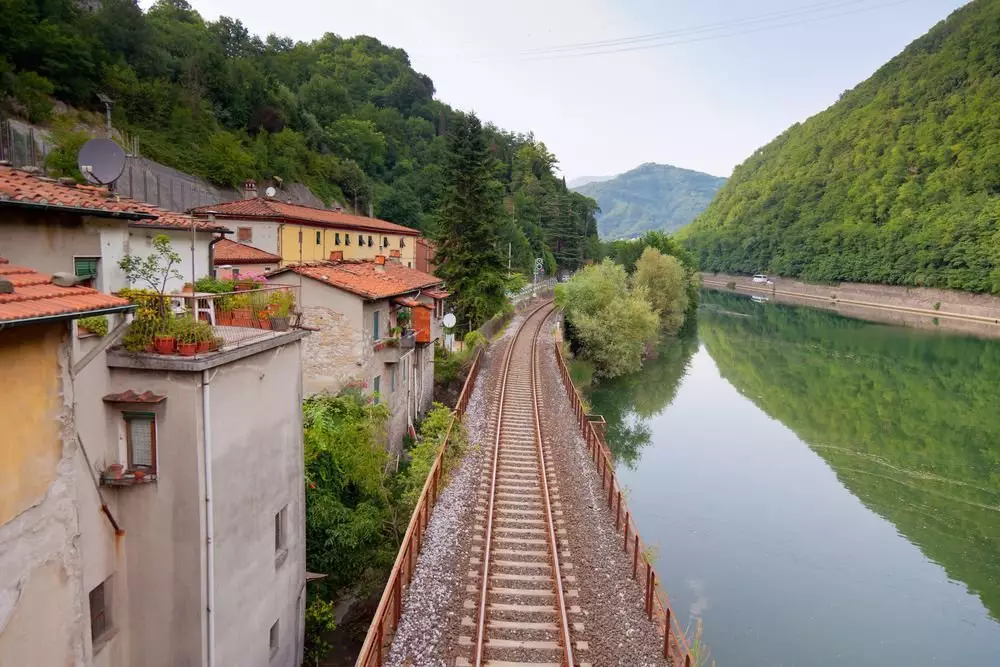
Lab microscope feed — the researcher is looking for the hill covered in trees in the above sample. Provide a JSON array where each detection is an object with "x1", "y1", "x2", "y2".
[
  {"x1": 0, "y1": 0, "x2": 597, "y2": 275},
  {"x1": 574, "y1": 163, "x2": 725, "y2": 238},
  {"x1": 681, "y1": 0, "x2": 1000, "y2": 293}
]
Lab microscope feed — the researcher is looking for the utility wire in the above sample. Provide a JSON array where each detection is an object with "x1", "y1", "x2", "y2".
[
  {"x1": 472, "y1": 0, "x2": 918, "y2": 63},
  {"x1": 510, "y1": 0, "x2": 870, "y2": 56}
]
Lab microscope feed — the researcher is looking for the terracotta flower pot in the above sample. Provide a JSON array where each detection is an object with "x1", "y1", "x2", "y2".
[
  {"x1": 231, "y1": 307, "x2": 253, "y2": 327},
  {"x1": 216, "y1": 312, "x2": 233, "y2": 326},
  {"x1": 178, "y1": 342, "x2": 197, "y2": 356},
  {"x1": 197, "y1": 339, "x2": 211, "y2": 353},
  {"x1": 154, "y1": 335, "x2": 176, "y2": 355}
]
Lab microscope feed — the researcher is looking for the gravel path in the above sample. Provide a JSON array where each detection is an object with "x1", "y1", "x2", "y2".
[{"x1": 386, "y1": 305, "x2": 669, "y2": 666}]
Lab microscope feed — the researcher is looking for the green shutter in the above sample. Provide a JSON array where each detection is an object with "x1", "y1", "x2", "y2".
[{"x1": 74, "y1": 257, "x2": 98, "y2": 278}]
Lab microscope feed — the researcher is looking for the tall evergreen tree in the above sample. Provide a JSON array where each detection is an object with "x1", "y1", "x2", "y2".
[{"x1": 434, "y1": 113, "x2": 508, "y2": 328}]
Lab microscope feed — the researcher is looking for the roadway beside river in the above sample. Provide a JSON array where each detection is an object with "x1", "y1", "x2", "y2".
[{"x1": 702, "y1": 272, "x2": 1000, "y2": 338}]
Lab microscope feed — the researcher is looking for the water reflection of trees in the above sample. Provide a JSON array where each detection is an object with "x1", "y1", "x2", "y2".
[
  {"x1": 586, "y1": 331, "x2": 698, "y2": 467},
  {"x1": 700, "y1": 290, "x2": 1000, "y2": 621}
]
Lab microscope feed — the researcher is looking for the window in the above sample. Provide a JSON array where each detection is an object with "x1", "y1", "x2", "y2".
[
  {"x1": 237, "y1": 227, "x2": 253, "y2": 242},
  {"x1": 407, "y1": 262, "x2": 412, "y2": 268},
  {"x1": 373, "y1": 310, "x2": 380, "y2": 340},
  {"x1": 383, "y1": 236, "x2": 389, "y2": 247},
  {"x1": 74, "y1": 257, "x2": 99, "y2": 287},
  {"x1": 345, "y1": 234, "x2": 351, "y2": 246},
  {"x1": 358, "y1": 234, "x2": 364, "y2": 246},
  {"x1": 390, "y1": 366, "x2": 396, "y2": 393},
  {"x1": 89, "y1": 579, "x2": 112, "y2": 647},
  {"x1": 269, "y1": 619, "x2": 279, "y2": 659},
  {"x1": 315, "y1": 231, "x2": 322, "y2": 245},
  {"x1": 400, "y1": 237, "x2": 406, "y2": 248},
  {"x1": 275, "y1": 505, "x2": 288, "y2": 568},
  {"x1": 335, "y1": 233, "x2": 341, "y2": 246},
  {"x1": 232, "y1": 267, "x2": 241, "y2": 278},
  {"x1": 124, "y1": 413, "x2": 156, "y2": 473},
  {"x1": 373, "y1": 375, "x2": 381, "y2": 403},
  {"x1": 367, "y1": 235, "x2": 373, "y2": 247}
]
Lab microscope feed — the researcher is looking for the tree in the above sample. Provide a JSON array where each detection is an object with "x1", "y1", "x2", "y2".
[
  {"x1": 118, "y1": 233, "x2": 183, "y2": 319},
  {"x1": 633, "y1": 248, "x2": 688, "y2": 333},
  {"x1": 556, "y1": 260, "x2": 659, "y2": 378},
  {"x1": 434, "y1": 113, "x2": 508, "y2": 328}
]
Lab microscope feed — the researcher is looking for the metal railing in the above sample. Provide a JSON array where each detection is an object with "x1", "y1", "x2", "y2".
[
  {"x1": 119, "y1": 285, "x2": 300, "y2": 357},
  {"x1": 355, "y1": 345, "x2": 485, "y2": 667},
  {"x1": 552, "y1": 326, "x2": 694, "y2": 666}
]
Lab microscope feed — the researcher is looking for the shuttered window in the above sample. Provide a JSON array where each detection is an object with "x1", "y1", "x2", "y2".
[
  {"x1": 237, "y1": 227, "x2": 253, "y2": 242},
  {"x1": 74, "y1": 257, "x2": 99, "y2": 278},
  {"x1": 125, "y1": 413, "x2": 156, "y2": 472}
]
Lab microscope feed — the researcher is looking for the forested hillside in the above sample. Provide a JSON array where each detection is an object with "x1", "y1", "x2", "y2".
[
  {"x1": 575, "y1": 163, "x2": 725, "y2": 238},
  {"x1": 0, "y1": 0, "x2": 597, "y2": 274},
  {"x1": 681, "y1": 0, "x2": 1000, "y2": 293}
]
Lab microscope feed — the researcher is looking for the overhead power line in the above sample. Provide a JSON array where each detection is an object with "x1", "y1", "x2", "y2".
[{"x1": 472, "y1": 0, "x2": 918, "y2": 63}]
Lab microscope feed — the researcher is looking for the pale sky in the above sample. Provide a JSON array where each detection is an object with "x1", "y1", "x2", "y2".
[{"x1": 145, "y1": 0, "x2": 969, "y2": 179}]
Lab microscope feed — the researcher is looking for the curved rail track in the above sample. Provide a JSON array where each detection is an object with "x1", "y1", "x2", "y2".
[{"x1": 460, "y1": 302, "x2": 587, "y2": 667}]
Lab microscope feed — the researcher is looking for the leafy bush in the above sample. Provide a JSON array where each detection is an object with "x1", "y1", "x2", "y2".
[
  {"x1": 12, "y1": 71, "x2": 54, "y2": 122},
  {"x1": 463, "y1": 330, "x2": 485, "y2": 350},
  {"x1": 633, "y1": 247, "x2": 689, "y2": 334},
  {"x1": 78, "y1": 315, "x2": 108, "y2": 337},
  {"x1": 202, "y1": 131, "x2": 255, "y2": 187},
  {"x1": 44, "y1": 119, "x2": 90, "y2": 180}
]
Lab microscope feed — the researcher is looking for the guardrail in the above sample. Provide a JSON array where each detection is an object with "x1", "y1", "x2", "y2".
[
  {"x1": 552, "y1": 326, "x2": 693, "y2": 666},
  {"x1": 355, "y1": 344, "x2": 485, "y2": 667}
]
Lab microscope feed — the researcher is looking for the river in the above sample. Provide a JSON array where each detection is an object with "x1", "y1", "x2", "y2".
[{"x1": 584, "y1": 289, "x2": 1000, "y2": 667}]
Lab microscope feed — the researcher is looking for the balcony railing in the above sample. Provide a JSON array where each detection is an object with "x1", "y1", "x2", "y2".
[
  {"x1": 372, "y1": 329, "x2": 416, "y2": 355},
  {"x1": 116, "y1": 285, "x2": 301, "y2": 358}
]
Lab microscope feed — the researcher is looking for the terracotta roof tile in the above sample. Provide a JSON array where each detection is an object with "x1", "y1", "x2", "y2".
[
  {"x1": 191, "y1": 198, "x2": 420, "y2": 236},
  {"x1": 0, "y1": 166, "x2": 229, "y2": 232},
  {"x1": 0, "y1": 256, "x2": 132, "y2": 324},
  {"x1": 213, "y1": 239, "x2": 282, "y2": 265},
  {"x1": 274, "y1": 260, "x2": 441, "y2": 300},
  {"x1": 103, "y1": 390, "x2": 166, "y2": 404},
  {"x1": 423, "y1": 288, "x2": 450, "y2": 299}
]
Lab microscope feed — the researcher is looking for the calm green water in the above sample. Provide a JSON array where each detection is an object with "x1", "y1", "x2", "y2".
[{"x1": 586, "y1": 290, "x2": 1000, "y2": 667}]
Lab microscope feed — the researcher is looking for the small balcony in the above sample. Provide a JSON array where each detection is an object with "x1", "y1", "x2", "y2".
[
  {"x1": 372, "y1": 328, "x2": 415, "y2": 363},
  {"x1": 108, "y1": 284, "x2": 308, "y2": 370}
]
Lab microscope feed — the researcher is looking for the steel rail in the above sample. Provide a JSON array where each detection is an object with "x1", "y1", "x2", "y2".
[
  {"x1": 530, "y1": 305, "x2": 575, "y2": 667},
  {"x1": 473, "y1": 301, "x2": 571, "y2": 667}
]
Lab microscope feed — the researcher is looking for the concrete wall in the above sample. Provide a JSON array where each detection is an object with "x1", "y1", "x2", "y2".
[
  {"x1": 125, "y1": 227, "x2": 213, "y2": 293},
  {"x1": 216, "y1": 262, "x2": 277, "y2": 280},
  {"x1": 223, "y1": 219, "x2": 281, "y2": 257},
  {"x1": 0, "y1": 324, "x2": 87, "y2": 667},
  {"x1": 0, "y1": 211, "x2": 129, "y2": 292}
]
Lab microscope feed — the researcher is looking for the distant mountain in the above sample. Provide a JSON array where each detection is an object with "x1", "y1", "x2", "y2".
[
  {"x1": 574, "y1": 163, "x2": 726, "y2": 239},
  {"x1": 567, "y1": 174, "x2": 611, "y2": 189},
  {"x1": 681, "y1": 0, "x2": 1000, "y2": 293}
]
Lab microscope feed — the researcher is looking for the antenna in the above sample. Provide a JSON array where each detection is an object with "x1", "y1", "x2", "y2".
[{"x1": 77, "y1": 138, "x2": 125, "y2": 186}]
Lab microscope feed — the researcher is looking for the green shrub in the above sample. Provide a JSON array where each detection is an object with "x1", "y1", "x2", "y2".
[
  {"x1": 78, "y1": 315, "x2": 108, "y2": 337},
  {"x1": 12, "y1": 71, "x2": 54, "y2": 122},
  {"x1": 463, "y1": 330, "x2": 485, "y2": 350}
]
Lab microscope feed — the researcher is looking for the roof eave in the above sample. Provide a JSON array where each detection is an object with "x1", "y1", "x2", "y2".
[
  {"x1": 0, "y1": 198, "x2": 157, "y2": 221},
  {"x1": 191, "y1": 211, "x2": 420, "y2": 236},
  {"x1": 129, "y1": 222, "x2": 233, "y2": 234},
  {"x1": 0, "y1": 303, "x2": 137, "y2": 328}
]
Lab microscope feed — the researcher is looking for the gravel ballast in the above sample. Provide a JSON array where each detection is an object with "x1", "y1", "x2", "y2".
[{"x1": 385, "y1": 306, "x2": 670, "y2": 666}]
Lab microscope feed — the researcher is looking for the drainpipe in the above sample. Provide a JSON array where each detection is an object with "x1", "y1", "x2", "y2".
[
  {"x1": 201, "y1": 370, "x2": 216, "y2": 667},
  {"x1": 208, "y1": 233, "x2": 226, "y2": 280}
]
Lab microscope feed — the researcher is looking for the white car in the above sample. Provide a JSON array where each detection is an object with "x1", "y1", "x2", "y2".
[{"x1": 752, "y1": 274, "x2": 770, "y2": 284}]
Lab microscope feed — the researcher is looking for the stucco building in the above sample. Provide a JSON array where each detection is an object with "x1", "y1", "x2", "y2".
[
  {"x1": 269, "y1": 253, "x2": 447, "y2": 451},
  {"x1": 0, "y1": 169, "x2": 308, "y2": 667},
  {"x1": 190, "y1": 195, "x2": 424, "y2": 269}
]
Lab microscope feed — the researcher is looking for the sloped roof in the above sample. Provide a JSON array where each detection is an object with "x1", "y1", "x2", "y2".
[
  {"x1": 0, "y1": 166, "x2": 228, "y2": 232},
  {"x1": 213, "y1": 239, "x2": 281, "y2": 265},
  {"x1": 0, "y1": 257, "x2": 133, "y2": 324},
  {"x1": 102, "y1": 390, "x2": 167, "y2": 404},
  {"x1": 272, "y1": 260, "x2": 441, "y2": 300},
  {"x1": 190, "y1": 198, "x2": 421, "y2": 236}
]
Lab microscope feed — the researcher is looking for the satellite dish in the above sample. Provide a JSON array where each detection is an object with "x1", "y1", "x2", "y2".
[
  {"x1": 442, "y1": 312, "x2": 456, "y2": 328},
  {"x1": 77, "y1": 138, "x2": 126, "y2": 185},
  {"x1": 265, "y1": 186, "x2": 277, "y2": 198}
]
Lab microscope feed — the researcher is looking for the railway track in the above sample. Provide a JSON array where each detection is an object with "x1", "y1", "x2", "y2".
[{"x1": 458, "y1": 302, "x2": 588, "y2": 667}]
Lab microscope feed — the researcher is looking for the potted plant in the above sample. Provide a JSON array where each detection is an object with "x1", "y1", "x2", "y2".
[
  {"x1": 269, "y1": 290, "x2": 295, "y2": 331},
  {"x1": 196, "y1": 321, "x2": 214, "y2": 353},
  {"x1": 230, "y1": 294, "x2": 253, "y2": 327},
  {"x1": 211, "y1": 336, "x2": 225, "y2": 352},
  {"x1": 154, "y1": 318, "x2": 176, "y2": 355},
  {"x1": 216, "y1": 293, "x2": 234, "y2": 326},
  {"x1": 176, "y1": 318, "x2": 198, "y2": 356},
  {"x1": 256, "y1": 309, "x2": 272, "y2": 330}
]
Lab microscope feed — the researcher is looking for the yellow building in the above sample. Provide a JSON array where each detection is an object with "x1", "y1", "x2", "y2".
[{"x1": 191, "y1": 197, "x2": 423, "y2": 269}]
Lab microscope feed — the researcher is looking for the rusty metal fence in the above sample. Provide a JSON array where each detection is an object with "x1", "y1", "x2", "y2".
[
  {"x1": 354, "y1": 345, "x2": 484, "y2": 667},
  {"x1": 553, "y1": 329, "x2": 694, "y2": 666}
]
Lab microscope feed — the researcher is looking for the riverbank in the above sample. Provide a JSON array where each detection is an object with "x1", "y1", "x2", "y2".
[{"x1": 702, "y1": 272, "x2": 1000, "y2": 338}]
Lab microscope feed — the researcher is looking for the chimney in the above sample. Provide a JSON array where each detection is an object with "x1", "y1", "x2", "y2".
[
  {"x1": 389, "y1": 249, "x2": 401, "y2": 263},
  {"x1": 243, "y1": 179, "x2": 257, "y2": 200},
  {"x1": 329, "y1": 251, "x2": 343, "y2": 262},
  {"x1": 374, "y1": 255, "x2": 386, "y2": 272}
]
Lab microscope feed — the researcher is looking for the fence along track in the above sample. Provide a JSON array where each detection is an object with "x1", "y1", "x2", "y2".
[{"x1": 463, "y1": 301, "x2": 583, "y2": 667}]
